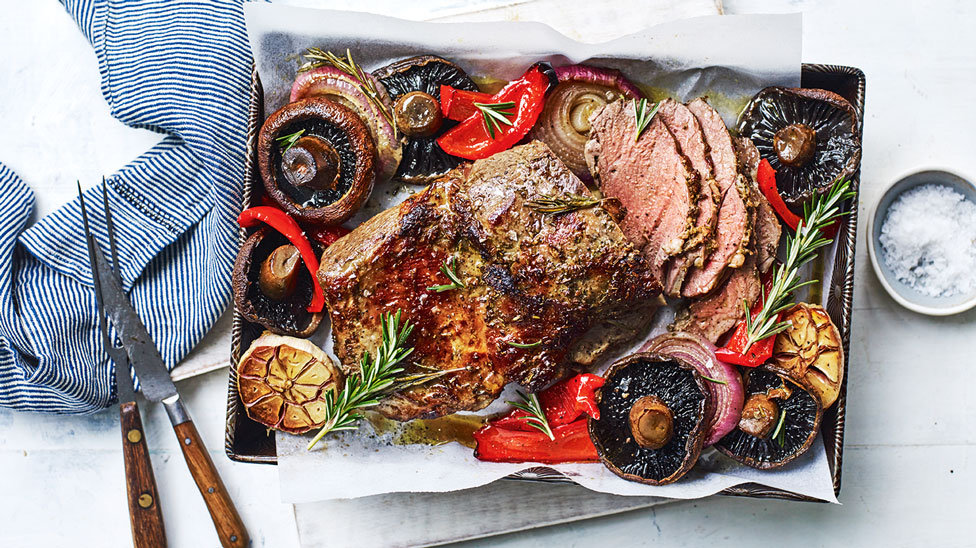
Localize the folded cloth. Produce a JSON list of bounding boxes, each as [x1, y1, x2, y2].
[[0, 0, 250, 413]]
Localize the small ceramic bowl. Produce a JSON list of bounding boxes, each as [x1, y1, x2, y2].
[[867, 169, 976, 316]]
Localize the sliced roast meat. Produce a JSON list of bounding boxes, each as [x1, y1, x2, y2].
[[319, 141, 660, 420], [671, 253, 761, 343], [681, 98, 753, 297], [734, 136, 782, 274], [585, 100, 700, 283], [657, 99, 721, 296]]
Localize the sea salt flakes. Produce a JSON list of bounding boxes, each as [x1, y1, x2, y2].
[[879, 184, 976, 298]]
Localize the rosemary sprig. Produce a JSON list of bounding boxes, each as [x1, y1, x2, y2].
[[306, 310, 444, 450], [427, 256, 466, 292], [275, 129, 305, 151], [298, 47, 398, 139], [475, 101, 516, 139], [506, 340, 543, 349], [772, 409, 787, 448], [507, 390, 554, 440], [396, 364, 467, 391], [743, 178, 855, 350], [526, 194, 600, 215], [632, 98, 660, 142]]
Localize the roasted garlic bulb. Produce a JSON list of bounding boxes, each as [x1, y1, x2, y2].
[[770, 303, 844, 408], [237, 332, 343, 433]]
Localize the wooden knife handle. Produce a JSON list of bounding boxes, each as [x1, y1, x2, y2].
[[119, 401, 167, 548], [172, 418, 249, 548]]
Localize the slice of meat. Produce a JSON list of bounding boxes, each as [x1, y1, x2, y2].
[[585, 100, 699, 283], [657, 99, 721, 296], [318, 141, 660, 420], [681, 98, 753, 297], [734, 136, 782, 274], [671, 254, 761, 343]]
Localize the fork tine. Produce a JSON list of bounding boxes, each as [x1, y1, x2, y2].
[[78, 182, 107, 321], [101, 178, 123, 284]]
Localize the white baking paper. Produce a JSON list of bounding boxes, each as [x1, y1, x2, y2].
[[242, 4, 836, 504]]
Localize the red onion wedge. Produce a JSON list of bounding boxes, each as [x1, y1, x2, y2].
[[529, 64, 642, 181], [291, 66, 401, 182], [641, 332, 744, 447]]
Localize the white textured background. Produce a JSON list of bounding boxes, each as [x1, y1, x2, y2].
[[1, 0, 974, 546]]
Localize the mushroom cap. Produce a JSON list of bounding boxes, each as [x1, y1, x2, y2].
[[589, 352, 709, 485], [715, 367, 823, 470], [237, 332, 343, 434], [769, 303, 845, 409], [736, 87, 861, 210], [232, 228, 323, 337], [259, 97, 376, 226], [373, 55, 478, 184]]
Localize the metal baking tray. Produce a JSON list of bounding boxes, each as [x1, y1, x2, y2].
[[225, 62, 865, 502]]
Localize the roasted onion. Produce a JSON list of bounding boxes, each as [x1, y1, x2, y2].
[[641, 332, 744, 447], [530, 64, 642, 180], [291, 66, 401, 182]]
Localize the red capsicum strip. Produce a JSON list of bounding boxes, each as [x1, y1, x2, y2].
[[491, 374, 605, 430], [757, 158, 802, 230], [308, 225, 350, 248], [758, 158, 841, 238], [237, 206, 324, 313], [714, 268, 777, 367], [473, 419, 599, 464], [439, 85, 493, 122], [437, 64, 549, 160]]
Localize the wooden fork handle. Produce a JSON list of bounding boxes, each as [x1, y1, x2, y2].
[[166, 397, 248, 548], [119, 401, 167, 548]]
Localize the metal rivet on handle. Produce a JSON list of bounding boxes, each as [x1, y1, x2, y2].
[[230, 536, 238, 543], [207, 487, 214, 494], [126, 429, 142, 443], [184, 437, 192, 445], [137, 493, 154, 508]]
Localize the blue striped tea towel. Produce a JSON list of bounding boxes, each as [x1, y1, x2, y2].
[[0, 0, 250, 413]]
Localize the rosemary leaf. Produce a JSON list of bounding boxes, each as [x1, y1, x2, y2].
[[525, 194, 600, 215], [506, 340, 542, 348], [632, 98, 660, 142], [506, 390, 555, 441], [427, 256, 466, 293], [772, 408, 787, 448], [275, 129, 305, 151], [701, 375, 728, 385], [475, 101, 516, 139]]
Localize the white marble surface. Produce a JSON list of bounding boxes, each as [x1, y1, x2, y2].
[[1, 0, 974, 546]]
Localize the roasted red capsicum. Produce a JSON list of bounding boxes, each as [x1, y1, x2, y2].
[[437, 64, 551, 160], [473, 373, 603, 463], [714, 268, 777, 367], [473, 418, 599, 464], [307, 225, 350, 248], [491, 373, 604, 430], [237, 206, 325, 313], [439, 85, 494, 121], [758, 158, 803, 231]]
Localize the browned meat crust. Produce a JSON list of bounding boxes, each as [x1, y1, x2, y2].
[[318, 141, 660, 420]]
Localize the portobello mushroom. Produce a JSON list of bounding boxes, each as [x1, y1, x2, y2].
[[589, 352, 709, 485], [232, 228, 323, 337], [259, 96, 376, 225], [237, 332, 343, 434], [715, 367, 823, 469], [736, 87, 861, 210], [373, 55, 479, 184]]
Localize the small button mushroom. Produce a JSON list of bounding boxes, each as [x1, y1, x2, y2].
[[773, 123, 817, 168], [282, 136, 342, 191], [259, 244, 302, 301], [394, 91, 443, 137], [738, 393, 779, 438]]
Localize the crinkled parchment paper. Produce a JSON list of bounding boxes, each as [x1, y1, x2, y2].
[[242, 4, 836, 504]]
